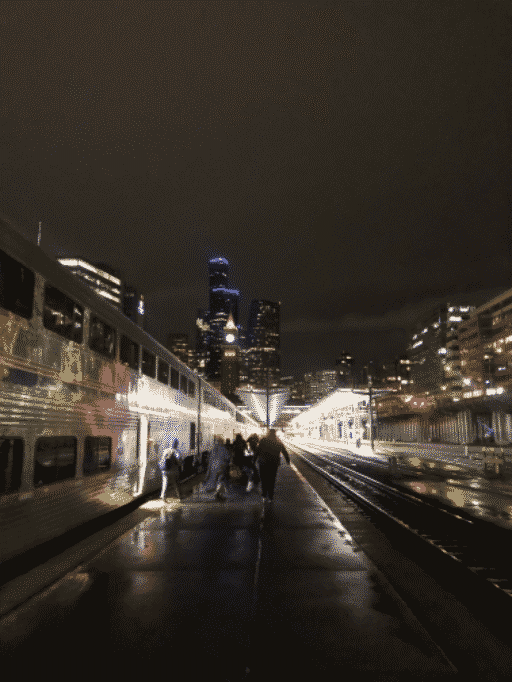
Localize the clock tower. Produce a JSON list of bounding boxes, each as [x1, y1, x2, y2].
[[221, 313, 240, 397]]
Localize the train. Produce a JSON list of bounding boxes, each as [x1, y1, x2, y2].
[[0, 213, 259, 562]]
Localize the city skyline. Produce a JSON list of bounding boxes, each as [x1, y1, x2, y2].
[[1, 1, 510, 378]]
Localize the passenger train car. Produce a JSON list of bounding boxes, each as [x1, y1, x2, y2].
[[0, 214, 257, 562]]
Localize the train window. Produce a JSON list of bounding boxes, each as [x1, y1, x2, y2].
[[44, 286, 83, 343], [190, 422, 196, 450], [188, 379, 195, 397], [120, 335, 139, 370], [0, 438, 23, 495], [0, 249, 35, 319], [83, 437, 112, 475], [180, 373, 188, 393], [170, 367, 179, 390], [157, 359, 169, 384], [89, 316, 116, 359], [34, 437, 77, 486], [142, 349, 156, 378]]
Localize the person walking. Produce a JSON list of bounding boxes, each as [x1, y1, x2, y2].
[[254, 429, 290, 503], [158, 438, 181, 501], [231, 433, 247, 481], [204, 435, 232, 500]]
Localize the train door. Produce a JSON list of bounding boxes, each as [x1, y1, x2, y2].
[[134, 414, 148, 495]]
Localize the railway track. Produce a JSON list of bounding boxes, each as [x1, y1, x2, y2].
[[292, 444, 512, 601]]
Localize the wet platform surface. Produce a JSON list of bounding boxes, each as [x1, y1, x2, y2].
[[0, 465, 456, 679]]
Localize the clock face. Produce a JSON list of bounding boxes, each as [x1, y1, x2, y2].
[[226, 333, 235, 343]]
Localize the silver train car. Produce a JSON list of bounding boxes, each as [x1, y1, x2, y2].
[[0, 214, 258, 562]]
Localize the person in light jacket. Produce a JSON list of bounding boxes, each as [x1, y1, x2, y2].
[[254, 429, 290, 502], [204, 435, 232, 500], [158, 438, 181, 501]]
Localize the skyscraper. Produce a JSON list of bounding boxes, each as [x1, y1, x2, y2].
[[335, 351, 354, 388], [246, 299, 281, 387], [57, 258, 123, 307], [205, 258, 240, 381]]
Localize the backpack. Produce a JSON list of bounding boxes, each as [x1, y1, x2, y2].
[[158, 449, 178, 472]]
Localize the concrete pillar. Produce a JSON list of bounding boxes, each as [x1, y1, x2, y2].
[[505, 413, 512, 443]]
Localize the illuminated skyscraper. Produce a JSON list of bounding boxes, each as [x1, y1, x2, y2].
[[205, 258, 240, 382], [246, 299, 281, 388], [57, 258, 123, 307]]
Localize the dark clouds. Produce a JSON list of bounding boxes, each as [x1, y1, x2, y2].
[[1, 0, 511, 376]]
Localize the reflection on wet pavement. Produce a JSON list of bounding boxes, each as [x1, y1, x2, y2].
[[399, 475, 512, 529]]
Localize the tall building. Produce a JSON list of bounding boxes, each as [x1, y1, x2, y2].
[[220, 314, 241, 398], [408, 303, 475, 395], [335, 351, 354, 387], [58, 257, 145, 327], [195, 308, 210, 376], [303, 370, 338, 404], [206, 258, 240, 382], [166, 333, 191, 366], [123, 285, 145, 328], [459, 287, 512, 398], [246, 299, 281, 388], [57, 258, 123, 307]]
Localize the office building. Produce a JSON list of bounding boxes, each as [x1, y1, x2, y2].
[[408, 303, 475, 395], [246, 299, 281, 388], [335, 351, 354, 388], [459, 287, 512, 398], [123, 285, 145, 328], [195, 308, 210, 376], [58, 257, 145, 328], [57, 258, 123, 308], [166, 333, 191, 366], [303, 370, 338, 404]]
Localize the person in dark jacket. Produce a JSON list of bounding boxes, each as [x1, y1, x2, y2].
[[246, 434, 260, 487], [231, 433, 247, 469], [254, 429, 290, 502]]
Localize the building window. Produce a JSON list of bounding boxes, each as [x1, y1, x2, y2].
[[83, 437, 112, 475], [120, 335, 139, 370], [44, 285, 83, 343], [190, 422, 196, 450], [142, 348, 156, 378], [188, 379, 195, 397], [34, 437, 77, 486], [158, 359, 169, 384], [180, 373, 188, 393], [0, 249, 35, 319], [89, 316, 116, 359], [170, 367, 179, 390], [0, 438, 23, 495]]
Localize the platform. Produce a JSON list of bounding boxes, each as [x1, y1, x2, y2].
[[0, 463, 456, 679]]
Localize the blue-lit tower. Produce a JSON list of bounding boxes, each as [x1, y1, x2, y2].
[[206, 257, 240, 382]]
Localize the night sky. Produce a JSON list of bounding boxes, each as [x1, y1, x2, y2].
[[1, 1, 511, 378]]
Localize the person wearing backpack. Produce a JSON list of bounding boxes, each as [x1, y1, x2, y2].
[[159, 438, 182, 501]]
